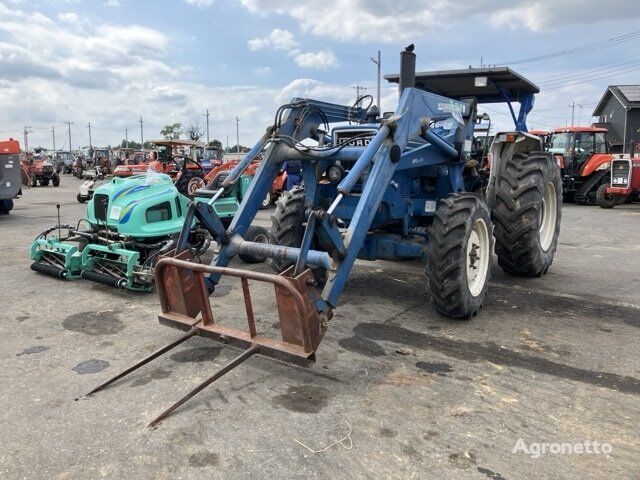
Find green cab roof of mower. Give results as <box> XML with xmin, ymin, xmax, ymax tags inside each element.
<box><xmin>87</xmin><ymin>173</ymin><xmax>191</xmax><ymax>238</ymax></box>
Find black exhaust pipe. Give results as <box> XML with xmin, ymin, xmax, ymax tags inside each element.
<box><xmin>399</xmin><ymin>44</ymin><xmax>416</xmax><ymax>97</ymax></box>
<box><xmin>31</xmin><ymin>262</ymin><xmax>67</xmax><ymax>279</ymax></box>
<box><xmin>81</xmin><ymin>270</ymin><xmax>127</xmax><ymax>288</ymax></box>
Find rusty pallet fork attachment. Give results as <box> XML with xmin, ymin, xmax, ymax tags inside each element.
<box><xmin>83</xmin><ymin>253</ymin><xmax>326</xmax><ymax>427</ymax></box>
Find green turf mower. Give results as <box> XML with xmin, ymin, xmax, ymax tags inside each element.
<box><xmin>29</xmin><ymin>171</ymin><xmax>260</xmax><ymax>291</ymax></box>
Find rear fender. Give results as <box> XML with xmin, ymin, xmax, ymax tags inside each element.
<box><xmin>486</xmin><ymin>132</ymin><xmax>542</xmax><ymax>209</ymax></box>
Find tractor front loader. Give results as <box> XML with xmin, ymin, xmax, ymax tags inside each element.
<box><xmin>85</xmin><ymin>46</ymin><xmax>562</xmax><ymax>427</ymax></box>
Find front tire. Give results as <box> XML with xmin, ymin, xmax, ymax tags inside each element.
<box><xmin>426</xmin><ymin>193</ymin><xmax>493</xmax><ymax>319</ymax></box>
<box><xmin>493</xmin><ymin>152</ymin><xmax>562</xmax><ymax>277</ymax></box>
<box><xmin>269</xmin><ymin>188</ymin><xmax>326</xmax><ymax>285</ymax></box>
<box><xmin>239</xmin><ymin>225</ymin><xmax>269</xmax><ymax>263</ymax></box>
<box><xmin>186</xmin><ymin>176</ymin><xmax>206</xmax><ymax>197</ymax></box>
<box><xmin>596</xmin><ymin>183</ymin><xmax>616</xmax><ymax>209</ymax></box>
<box><xmin>52</xmin><ymin>174</ymin><xmax>60</xmax><ymax>187</ymax></box>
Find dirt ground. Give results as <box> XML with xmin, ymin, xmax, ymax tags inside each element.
<box><xmin>1</xmin><ymin>175</ymin><xmax>639</xmax><ymax>479</ymax></box>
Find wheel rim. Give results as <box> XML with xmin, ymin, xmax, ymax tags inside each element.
<box><xmin>188</xmin><ymin>177</ymin><xmax>205</xmax><ymax>196</ymax></box>
<box><xmin>253</xmin><ymin>233</ymin><xmax>269</xmax><ymax>244</ymax></box>
<box><xmin>466</xmin><ymin>218</ymin><xmax>490</xmax><ymax>297</ymax></box>
<box><xmin>539</xmin><ymin>181</ymin><xmax>557</xmax><ymax>252</ymax></box>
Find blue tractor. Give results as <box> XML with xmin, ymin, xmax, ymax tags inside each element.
<box><xmin>86</xmin><ymin>47</ymin><xmax>562</xmax><ymax>426</ymax></box>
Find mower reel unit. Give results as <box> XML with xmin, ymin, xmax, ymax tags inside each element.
<box><xmin>85</xmin><ymin>46</ymin><xmax>563</xmax><ymax>426</ymax></box>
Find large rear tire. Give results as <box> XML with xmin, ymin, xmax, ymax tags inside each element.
<box><xmin>269</xmin><ymin>187</ymin><xmax>326</xmax><ymax>285</ymax></box>
<box><xmin>493</xmin><ymin>152</ymin><xmax>562</xmax><ymax>277</ymax></box>
<box><xmin>596</xmin><ymin>183</ymin><xmax>616</xmax><ymax>209</ymax></box>
<box><xmin>260</xmin><ymin>191</ymin><xmax>272</xmax><ymax>210</ymax></box>
<box><xmin>426</xmin><ymin>193</ymin><xmax>493</xmax><ymax>319</ymax></box>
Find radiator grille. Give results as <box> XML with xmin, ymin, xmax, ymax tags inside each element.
<box><xmin>611</xmin><ymin>159</ymin><xmax>631</xmax><ymax>188</ymax></box>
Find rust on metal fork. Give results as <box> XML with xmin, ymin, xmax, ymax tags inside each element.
<box><xmin>79</xmin><ymin>253</ymin><xmax>328</xmax><ymax>427</ymax></box>
<box><xmin>154</xmin><ymin>256</ymin><xmax>326</xmax><ymax>366</ymax></box>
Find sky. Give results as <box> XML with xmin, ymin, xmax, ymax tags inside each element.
<box><xmin>1</xmin><ymin>0</ymin><xmax>640</xmax><ymax>151</ymax></box>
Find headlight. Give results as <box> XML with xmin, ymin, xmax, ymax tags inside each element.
<box><xmin>327</xmin><ymin>165</ymin><xmax>344</xmax><ymax>184</ymax></box>
<box><xmin>596</xmin><ymin>162</ymin><xmax>611</xmax><ymax>171</ymax></box>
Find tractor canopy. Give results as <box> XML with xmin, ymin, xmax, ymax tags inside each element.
<box><xmin>386</xmin><ymin>66</ymin><xmax>539</xmax><ymax>131</ymax></box>
<box><xmin>86</xmin><ymin>173</ymin><xmax>189</xmax><ymax>238</ymax></box>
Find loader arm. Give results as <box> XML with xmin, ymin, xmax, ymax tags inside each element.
<box><xmin>198</xmin><ymin>87</ymin><xmax>474</xmax><ymax>311</ymax></box>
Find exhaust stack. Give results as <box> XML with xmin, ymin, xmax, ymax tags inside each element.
<box><xmin>399</xmin><ymin>44</ymin><xmax>416</xmax><ymax>97</ymax></box>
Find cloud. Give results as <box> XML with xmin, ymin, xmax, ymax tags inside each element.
<box><xmin>240</xmin><ymin>0</ymin><xmax>640</xmax><ymax>41</ymax></box>
<box><xmin>103</xmin><ymin>0</ymin><xmax>121</xmax><ymax>6</ymax></box>
<box><xmin>247</xmin><ymin>28</ymin><xmax>297</xmax><ymax>51</ymax></box>
<box><xmin>293</xmin><ymin>49</ymin><xmax>338</xmax><ymax>70</ymax></box>
<box><xmin>57</xmin><ymin>12</ymin><xmax>80</xmax><ymax>24</ymax></box>
<box><xmin>247</xmin><ymin>29</ymin><xmax>337</xmax><ymax>70</ymax></box>
<box><xmin>184</xmin><ymin>0</ymin><xmax>215</xmax><ymax>7</ymax></box>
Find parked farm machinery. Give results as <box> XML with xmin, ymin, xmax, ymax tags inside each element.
<box><xmin>84</xmin><ymin>46</ymin><xmax>562</xmax><ymax>426</ymax></box>
<box><xmin>0</xmin><ymin>139</ymin><xmax>22</xmax><ymax>214</ymax></box>
<box><xmin>597</xmin><ymin>155</ymin><xmax>640</xmax><ymax>208</ymax></box>
<box><xmin>547</xmin><ymin>126</ymin><xmax>613</xmax><ymax>204</ymax></box>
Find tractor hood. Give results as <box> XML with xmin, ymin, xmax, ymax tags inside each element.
<box><xmin>86</xmin><ymin>173</ymin><xmax>189</xmax><ymax>238</ymax></box>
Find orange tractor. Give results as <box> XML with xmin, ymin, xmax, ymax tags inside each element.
<box><xmin>547</xmin><ymin>127</ymin><xmax>612</xmax><ymax>204</ymax></box>
<box><xmin>22</xmin><ymin>151</ymin><xmax>60</xmax><ymax>187</ymax></box>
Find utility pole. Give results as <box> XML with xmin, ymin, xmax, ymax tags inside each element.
<box><xmin>87</xmin><ymin>122</ymin><xmax>93</xmax><ymax>152</ymax></box>
<box><xmin>351</xmin><ymin>85</ymin><xmax>368</xmax><ymax>104</ymax></box>
<box><xmin>139</xmin><ymin>116</ymin><xmax>144</xmax><ymax>154</ymax></box>
<box><xmin>23</xmin><ymin>126</ymin><xmax>32</xmax><ymax>153</ymax></box>
<box><xmin>204</xmin><ymin>109</ymin><xmax>210</xmax><ymax>145</ymax></box>
<box><xmin>125</xmin><ymin>126</ymin><xmax>129</xmax><ymax>149</ymax></box>
<box><xmin>226</xmin><ymin>134</ymin><xmax>229</xmax><ymax>153</ymax></box>
<box><xmin>569</xmin><ymin>101</ymin><xmax>583</xmax><ymax>126</ymax></box>
<box><xmin>235</xmin><ymin>117</ymin><xmax>240</xmax><ymax>154</ymax></box>
<box><xmin>65</xmin><ymin>121</ymin><xmax>73</xmax><ymax>154</ymax></box>
<box><xmin>370</xmin><ymin>50</ymin><xmax>381</xmax><ymax>110</ymax></box>
<box><xmin>51</xmin><ymin>126</ymin><xmax>56</xmax><ymax>152</ymax></box>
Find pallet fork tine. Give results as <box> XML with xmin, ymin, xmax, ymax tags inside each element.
<box><xmin>82</xmin><ymin>325</ymin><xmax>199</xmax><ymax>398</ymax></box>
<box><xmin>147</xmin><ymin>345</ymin><xmax>260</xmax><ymax>428</ymax></box>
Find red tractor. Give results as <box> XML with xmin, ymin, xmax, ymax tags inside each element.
<box><xmin>596</xmin><ymin>155</ymin><xmax>640</xmax><ymax>208</ymax></box>
<box><xmin>23</xmin><ymin>152</ymin><xmax>60</xmax><ymax>187</ymax></box>
<box><xmin>547</xmin><ymin>126</ymin><xmax>612</xmax><ymax>204</ymax></box>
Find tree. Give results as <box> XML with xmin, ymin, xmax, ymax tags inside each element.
<box><xmin>185</xmin><ymin>120</ymin><xmax>204</xmax><ymax>141</ymax></box>
<box><xmin>160</xmin><ymin>123</ymin><xmax>182</xmax><ymax>140</ymax></box>
<box><xmin>208</xmin><ymin>139</ymin><xmax>222</xmax><ymax>149</ymax></box>
<box><xmin>226</xmin><ymin>145</ymin><xmax>247</xmax><ymax>153</ymax></box>
<box><xmin>120</xmin><ymin>139</ymin><xmax>141</xmax><ymax>149</ymax></box>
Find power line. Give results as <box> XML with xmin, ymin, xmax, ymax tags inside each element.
<box><xmin>533</xmin><ymin>52</ymin><xmax>640</xmax><ymax>84</ymax></box>
<box><xmin>496</xmin><ymin>29</ymin><xmax>640</xmax><ymax>65</ymax></box>
<box><xmin>541</xmin><ymin>63</ymin><xmax>640</xmax><ymax>90</ymax></box>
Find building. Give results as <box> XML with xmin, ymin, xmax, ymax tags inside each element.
<box><xmin>592</xmin><ymin>85</ymin><xmax>640</xmax><ymax>153</ymax></box>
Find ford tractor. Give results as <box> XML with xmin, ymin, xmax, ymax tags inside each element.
<box><xmin>84</xmin><ymin>46</ymin><xmax>562</xmax><ymax>426</ymax></box>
